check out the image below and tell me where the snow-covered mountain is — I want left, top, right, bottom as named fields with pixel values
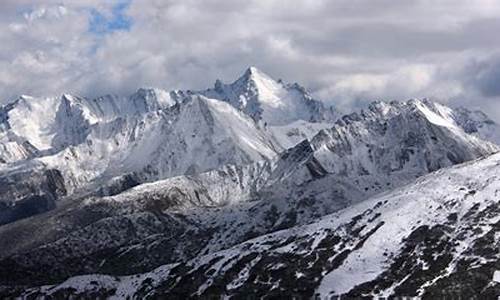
left=1, top=67, right=500, bottom=298
left=0, top=91, right=281, bottom=225
left=0, top=94, right=498, bottom=297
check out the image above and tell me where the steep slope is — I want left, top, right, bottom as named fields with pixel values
left=16, top=92, right=279, bottom=188
left=5, top=151, right=499, bottom=299
left=177, top=67, right=338, bottom=126
left=50, top=95, right=280, bottom=190
left=238, top=98, right=499, bottom=214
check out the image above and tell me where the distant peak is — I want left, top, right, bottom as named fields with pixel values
left=246, top=66, right=259, bottom=75
left=240, top=66, right=271, bottom=80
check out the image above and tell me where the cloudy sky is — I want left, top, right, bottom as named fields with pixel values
left=1, top=0, right=500, bottom=119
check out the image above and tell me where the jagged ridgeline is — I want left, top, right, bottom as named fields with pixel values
left=0, top=68, right=499, bottom=298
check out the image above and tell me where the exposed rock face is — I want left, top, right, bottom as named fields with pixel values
left=0, top=167, right=66, bottom=225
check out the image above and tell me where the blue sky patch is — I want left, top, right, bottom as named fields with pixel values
left=89, top=0, right=132, bottom=35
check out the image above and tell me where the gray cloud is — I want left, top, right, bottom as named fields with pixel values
left=463, top=54, right=500, bottom=97
left=1, top=0, right=500, bottom=120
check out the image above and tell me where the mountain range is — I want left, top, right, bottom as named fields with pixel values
left=0, top=67, right=499, bottom=299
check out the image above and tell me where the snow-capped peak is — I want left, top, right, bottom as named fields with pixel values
left=230, top=66, right=285, bottom=109
left=245, top=66, right=263, bottom=76
left=236, top=66, right=279, bottom=90
left=198, top=67, right=338, bottom=126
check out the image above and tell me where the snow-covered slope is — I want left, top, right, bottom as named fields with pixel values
left=3, top=89, right=280, bottom=185
left=0, top=93, right=281, bottom=225
left=0, top=95, right=62, bottom=163
left=310, top=99, right=497, bottom=183
left=5, top=151, right=499, bottom=299
left=50, top=95, right=279, bottom=190
left=0, top=89, right=177, bottom=165
left=247, top=98, right=499, bottom=212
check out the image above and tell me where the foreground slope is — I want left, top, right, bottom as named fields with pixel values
left=4, top=150, right=499, bottom=299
